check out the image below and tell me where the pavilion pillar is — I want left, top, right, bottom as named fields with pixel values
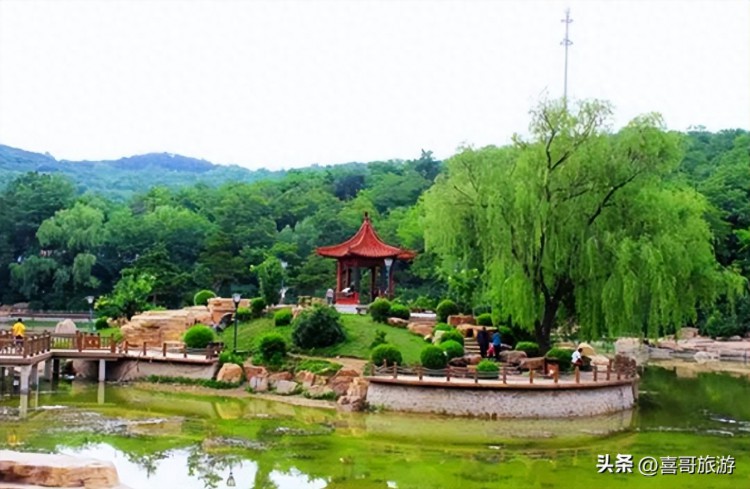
left=370, top=267, right=377, bottom=302
left=336, top=261, right=342, bottom=293
left=388, top=265, right=395, bottom=299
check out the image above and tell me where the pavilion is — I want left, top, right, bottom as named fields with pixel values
left=316, top=213, right=415, bottom=305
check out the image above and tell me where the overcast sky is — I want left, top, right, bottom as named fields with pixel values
left=0, top=0, right=748, bottom=170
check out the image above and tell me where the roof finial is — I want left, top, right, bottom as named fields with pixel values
left=364, top=212, right=370, bottom=221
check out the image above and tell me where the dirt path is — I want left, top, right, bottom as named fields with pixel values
left=290, top=354, right=368, bottom=374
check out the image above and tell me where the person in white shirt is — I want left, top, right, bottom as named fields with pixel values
left=571, top=347, right=583, bottom=367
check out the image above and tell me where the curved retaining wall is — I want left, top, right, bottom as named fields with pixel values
left=366, top=378, right=636, bottom=418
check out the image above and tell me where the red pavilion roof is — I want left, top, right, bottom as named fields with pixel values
left=316, top=214, right=416, bottom=260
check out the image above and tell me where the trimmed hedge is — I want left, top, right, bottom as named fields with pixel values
left=235, top=306, right=252, bottom=322
left=183, top=325, right=216, bottom=348
left=421, top=345, right=447, bottom=369
left=371, top=344, right=403, bottom=367
left=436, top=299, right=459, bottom=323
left=193, top=289, right=216, bottom=306
left=476, top=313, right=493, bottom=326
left=476, top=359, right=499, bottom=373
left=251, top=297, right=266, bottom=318
left=515, top=341, right=540, bottom=357
left=292, top=305, right=346, bottom=349
left=438, top=329, right=464, bottom=346
left=432, top=323, right=453, bottom=333
left=369, top=298, right=392, bottom=323
left=389, top=304, right=411, bottom=320
left=258, top=333, right=287, bottom=362
left=440, top=340, right=464, bottom=360
left=545, top=347, right=574, bottom=371
left=274, top=308, right=293, bottom=326
left=94, top=317, right=109, bottom=331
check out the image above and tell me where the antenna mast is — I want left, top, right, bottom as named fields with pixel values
left=561, top=8, right=573, bottom=107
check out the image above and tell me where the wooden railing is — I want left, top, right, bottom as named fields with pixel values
left=0, top=331, right=52, bottom=358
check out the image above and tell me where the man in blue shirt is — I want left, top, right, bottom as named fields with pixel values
left=492, top=330, right=501, bottom=360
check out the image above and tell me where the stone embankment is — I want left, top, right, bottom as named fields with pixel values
left=0, top=450, right=130, bottom=488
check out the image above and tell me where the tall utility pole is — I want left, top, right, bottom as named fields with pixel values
left=561, top=8, right=573, bottom=107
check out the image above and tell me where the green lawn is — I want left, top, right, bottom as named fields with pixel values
left=219, top=314, right=427, bottom=364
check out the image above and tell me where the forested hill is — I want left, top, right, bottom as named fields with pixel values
left=0, top=144, right=285, bottom=199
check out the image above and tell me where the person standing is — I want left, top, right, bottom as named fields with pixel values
left=492, top=329, right=502, bottom=361
left=12, top=317, right=26, bottom=350
left=572, top=347, right=583, bottom=367
left=476, top=327, right=490, bottom=358
left=325, top=288, right=334, bottom=306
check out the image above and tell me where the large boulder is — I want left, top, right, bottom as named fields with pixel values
left=305, top=385, right=335, bottom=399
left=518, top=357, right=545, bottom=371
left=387, top=317, right=409, bottom=328
left=274, top=380, right=299, bottom=395
left=677, top=327, right=700, bottom=340
left=0, top=450, right=125, bottom=488
left=216, top=364, right=243, bottom=383
left=295, top=370, right=317, bottom=388
left=613, top=354, right=638, bottom=377
left=120, top=309, right=205, bottom=346
left=207, top=297, right=251, bottom=325
left=407, top=322, right=433, bottom=337
left=244, top=364, right=268, bottom=380
left=328, top=370, right=359, bottom=397
left=54, top=319, right=78, bottom=334
left=499, top=350, right=527, bottom=365
left=268, top=371, right=293, bottom=388
left=694, top=351, right=720, bottom=364
left=447, top=315, right=475, bottom=326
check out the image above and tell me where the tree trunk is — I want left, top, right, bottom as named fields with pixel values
left=534, top=298, right=560, bottom=354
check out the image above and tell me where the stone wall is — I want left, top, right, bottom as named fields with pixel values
left=207, top=297, right=250, bottom=324
left=73, top=359, right=217, bottom=382
left=366, top=380, right=635, bottom=418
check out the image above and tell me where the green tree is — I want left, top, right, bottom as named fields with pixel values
left=98, top=272, right=156, bottom=319
left=424, top=99, right=743, bottom=352
left=254, top=256, right=284, bottom=306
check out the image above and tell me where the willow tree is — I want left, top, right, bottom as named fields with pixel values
left=423, top=99, right=743, bottom=352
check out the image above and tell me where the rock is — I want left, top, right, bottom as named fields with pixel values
left=121, top=309, right=206, bottom=346
left=244, top=364, right=268, bottom=380
left=387, top=317, right=409, bottom=327
left=183, top=305, right=213, bottom=326
left=448, top=357, right=468, bottom=367
left=499, top=350, right=527, bottom=365
left=305, top=385, right=335, bottom=399
left=346, top=377, right=369, bottom=398
left=728, top=335, right=743, bottom=341
left=216, top=363, right=243, bottom=383
left=329, top=375, right=356, bottom=397
left=518, top=357, right=544, bottom=371
left=206, top=297, right=251, bottom=325
left=590, top=354, right=611, bottom=367
left=447, top=315, right=475, bottom=326
left=295, top=370, right=316, bottom=388
left=274, top=380, right=299, bottom=395
left=336, top=369, right=360, bottom=378
left=433, top=330, right=445, bottom=343
left=463, top=354, right=482, bottom=365
left=408, top=322, right=434, bottom=337
left=677, top=327, right=700, bottom=339
left=268, top=371, right=293, bottom=388
left=337, top=395, right=367, bottom=412
left=54, top=319, right=78, bottom=334
left=694, top=351, right=720, bottom=364
left=249, top=375, right=268, bottom=392
left=0, top=450, right=124, bottom=488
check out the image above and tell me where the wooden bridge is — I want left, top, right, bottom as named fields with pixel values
left=0, top=330, right=223, bottom=394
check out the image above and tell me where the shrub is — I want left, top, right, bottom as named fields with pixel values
left=292, top=305, right=346, bottom=349
left=258, top=333, right=287, bottom=362
left=436, top=299, right=459, bottom=323
left=111, top=329, right=124, bottom=344
left=432, top=323, right=453, bottom=333
left=498, top=326, right=515, bottom=348
left=274, top=308, right=293, bottom=326
left=369, top=298, right=392, bottom=323
left=476, top=359, right=499, bottom=374
left=295, top=359, right=342, bottom=376
left=421, top=345, right=447, bottom=369
left=370, top=330, right=387, bottom=349
left=235, top=306, right=252, bottom=322
left=438, top=329, right=464, bottom=346
left=440, top=340, right=464, bottom=360
left=94, top=317, right=109, bottom=331
left=193, top=289, right=216, bottom=306
left=218, top=351, right=244, bottom=367
left=183, top=324, right=216, bottom=348
left=476, top=313, right=493, bottom=326
left=390, top=304, right=411, bottom=320
left=251, top=297, right=266, bottom=318
left=371, top=344, right=403, bottom=367
left=515, top=341, right=540, bottom=357
left=410, top=295, right=436, bottom=312
left=545, top=347, right=574, bottom=372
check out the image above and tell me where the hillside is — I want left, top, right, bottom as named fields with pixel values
left=0, top=144, right=285, bottom=199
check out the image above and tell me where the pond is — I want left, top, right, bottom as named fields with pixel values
left=1, top=364, right=749, bottom=489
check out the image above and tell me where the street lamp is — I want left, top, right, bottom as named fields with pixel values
left=85, top=296, right=95, bottom=331
left=226, top=468, right=236, bottom=487
left=279, top=260, right=288, bottom=305
left=231, top=293, right=241, bottom=354
left=383, top=258, right=394, bottom=297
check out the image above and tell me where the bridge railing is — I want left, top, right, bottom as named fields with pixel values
left=0, top=331, right=52, bottom=358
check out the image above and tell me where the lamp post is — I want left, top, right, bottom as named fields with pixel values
left=226, top=467, right=236, bottom=487
left=279, top=260, right=288, bottom=304
left=85, top=296, right=95, bottom=331
left=384, top=258, right=394, bottom=298
left=231, top=292, right=241, bottom=354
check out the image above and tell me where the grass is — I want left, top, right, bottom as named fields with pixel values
left=220, top=314, right=427, bottom=365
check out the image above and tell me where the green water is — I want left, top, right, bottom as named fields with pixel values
left=0, top=365, right=748, bottom=489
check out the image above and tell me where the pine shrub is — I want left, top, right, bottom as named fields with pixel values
left=183, top=324, right=216, bottom=348
left=369, top=298, right=392, bottom=323
left=436, top=299, right=459, bottom=323
left=371, top=344, right=403, bottom=367
left=292, top=305, right=346, bottom=348
left=193, top=289, right=216, bottom=306
left=421, top=345, right=447, bottom=369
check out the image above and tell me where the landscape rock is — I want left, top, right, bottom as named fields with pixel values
left=590, top=354, right=611, bottom=367
left=728, top=335, right=742, bottom=341
left=408, top=322, right=434, bottom=337
left=295, top=370, right=317, bottom=388
left=216, top=363, right=243, bottom=383
left=268, top=371, right=293, bottom=388
left=305, top=385, right=335, bottom=399
left=518, top=357, right=544, bottom=371
left=328, top=370, right=359, bottom=397
left=337, top=395, right=367, bottom=412
left=613, top=354, right=638, bottom=377
left=120, top=309, right=204, bottom=346
left=694, top=351, right=720, bottom=364
left=243, top=364, right=268, bottom=380
left=677, top=327, right=700, bottom=340
left=346, top=377, right=369, bottom=398
left=499, top=350, right=527, bottom=365
left=0, top=450, right=124, bottom=488
left=447, top=315, right=475, bottom=326
left=387, top=317, right=409, bottom=328
left=274, top=380, right=299, bottom=395
left=54, top=319, right=78, bottom=334
left=464, top=354, right=482, bottom=365
left=249, top=375, right=269, bottom=392
left=206, top=297, right=251, bottom=325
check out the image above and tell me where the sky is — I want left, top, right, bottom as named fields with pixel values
left=0, top=0, right=748, bottom=170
